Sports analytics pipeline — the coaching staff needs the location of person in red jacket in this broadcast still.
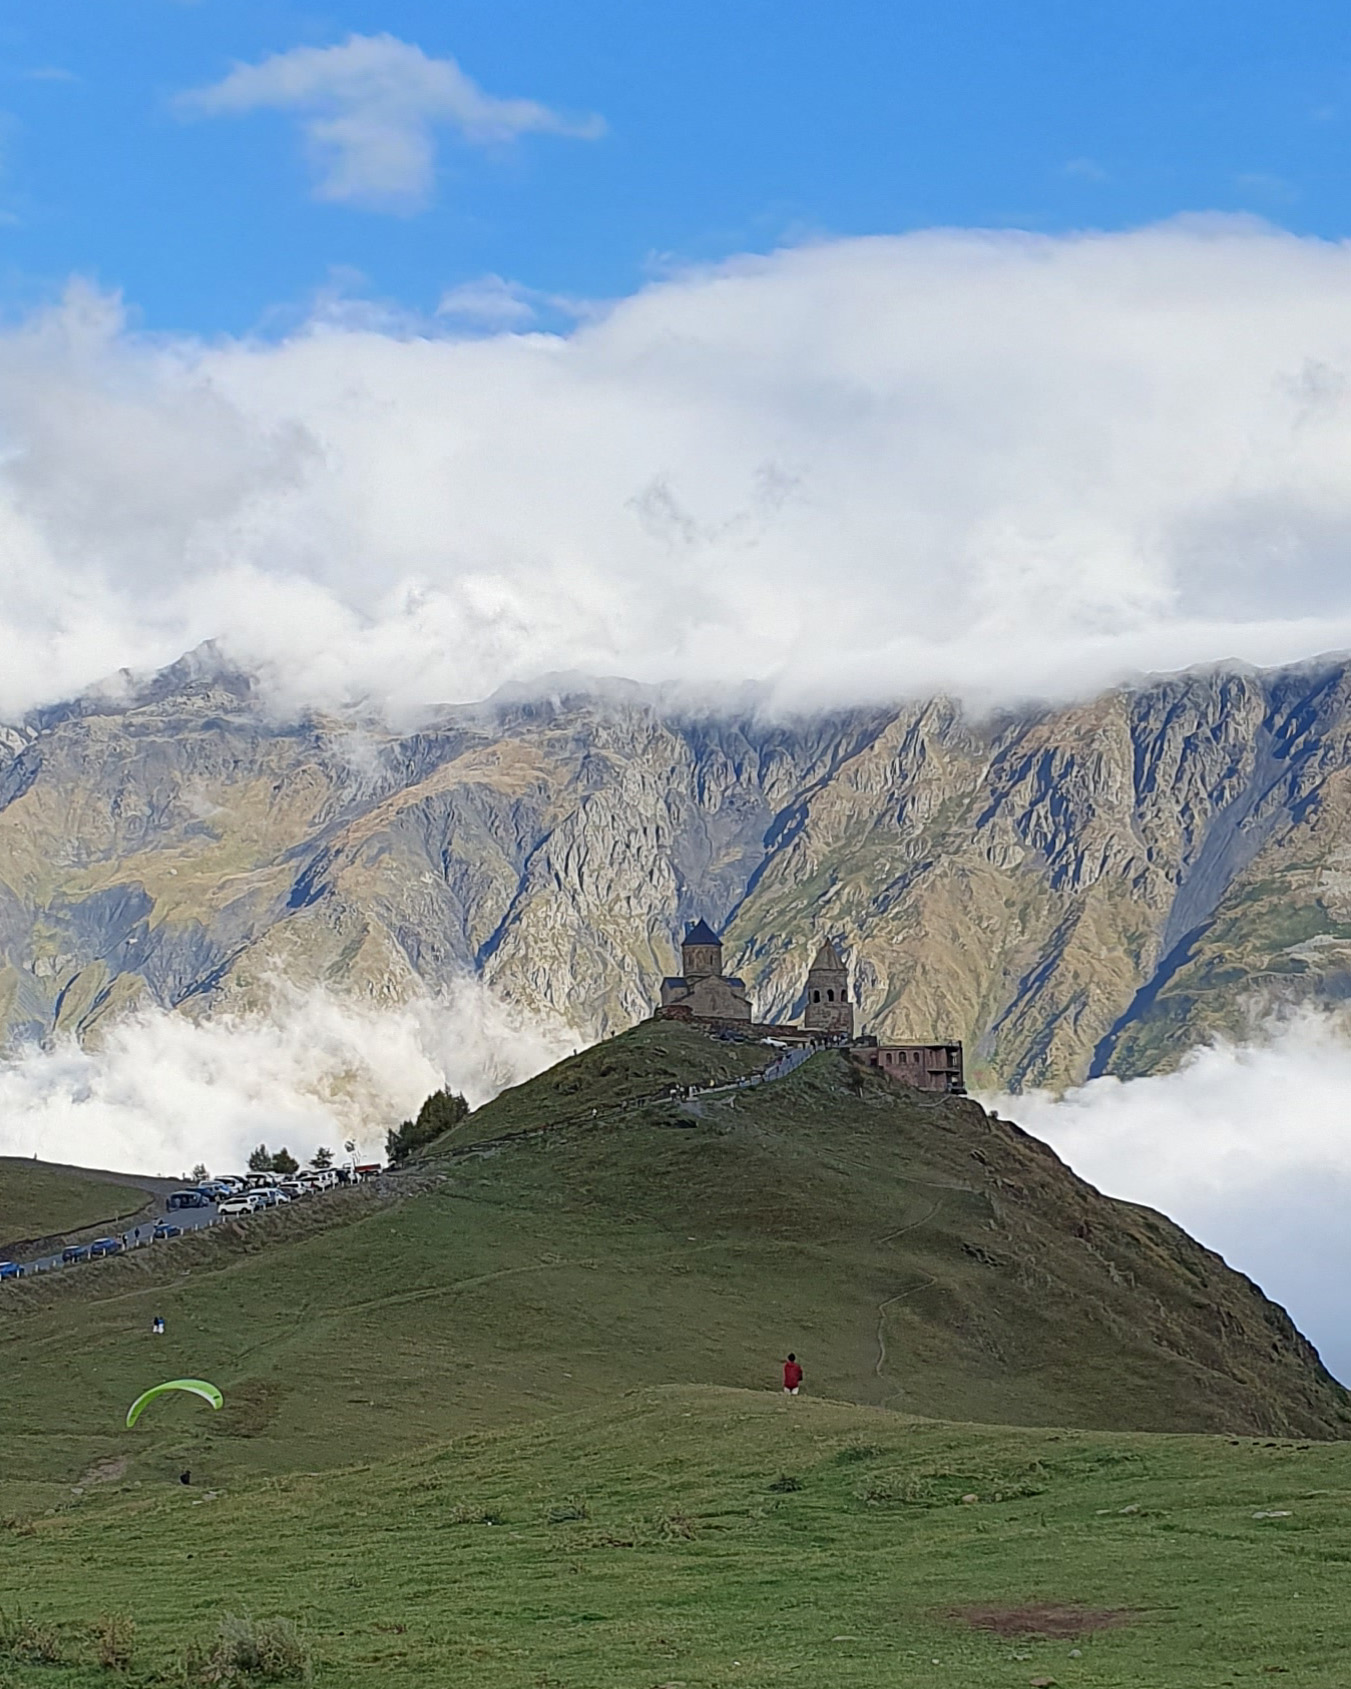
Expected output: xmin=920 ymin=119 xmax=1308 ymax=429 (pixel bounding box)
xmin=782 ymin=1353 xmax=803 ymax=1395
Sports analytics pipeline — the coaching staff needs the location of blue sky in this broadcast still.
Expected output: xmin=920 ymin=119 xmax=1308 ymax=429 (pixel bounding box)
xmin=4 ymin=0 xmax=1350 ymax=333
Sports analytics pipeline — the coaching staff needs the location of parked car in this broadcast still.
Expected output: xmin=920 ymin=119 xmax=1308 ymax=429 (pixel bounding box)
xmin=245 ymin=1173 xmax=279 ymax=1191
xmin=251 ymin=1188 xmax=279 ymax=1208
xmin=89 ymin=1237 xmax=123 ymax=1258
xmin=214 ymin=1177 xmax=245 ymax=1195
xmin=354 ymin=1163 xmax=383 ymax=1181
xmin=278 ymin=1181 xmax=307 ymax=1200
xmin=61 ymin=1245 xmax=90 ymax=1264
xmin=0 ymin=1261 xmax=23 ymax=1280
xmin=195 ymin=1182 xmax=230 ymax=1201
xmin=166 ymin=1190 xmax=209 ymax=1211
xmin=217 ymin=1195 xmax=254 ymax=1218
xmin=151 ymin=1222 xmax=183 ymax=1241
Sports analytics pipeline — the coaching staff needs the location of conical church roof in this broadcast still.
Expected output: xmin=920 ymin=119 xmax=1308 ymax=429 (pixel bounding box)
xmin=810 ymin=938 xmax=844 ymax=971
xmin=684 ymin=919 xmax=721 ymax=946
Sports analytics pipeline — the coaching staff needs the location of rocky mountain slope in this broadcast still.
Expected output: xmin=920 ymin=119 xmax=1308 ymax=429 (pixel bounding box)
xmin=3 ymin=646 xmax=1351 ymax=1088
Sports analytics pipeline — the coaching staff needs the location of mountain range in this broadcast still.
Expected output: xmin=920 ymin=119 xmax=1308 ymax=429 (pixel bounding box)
xmin=4 ymin=645 xmax=1351 ymax=1088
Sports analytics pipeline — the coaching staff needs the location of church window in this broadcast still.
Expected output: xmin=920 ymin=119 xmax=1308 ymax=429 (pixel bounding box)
xmin=812 ymin=990 xmax=820 ymax=1002
xmin=827 ymin=989 xmax=834 ymax=1001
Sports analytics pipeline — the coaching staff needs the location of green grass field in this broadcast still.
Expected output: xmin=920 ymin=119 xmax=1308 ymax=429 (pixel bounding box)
xmin=4 ymin=1022 xmax=1349 ymax=1687
xmin=0 ymin=1158 xmax=151 ymax=1256
xmin=3 ymin=1386 xmax=1350 ymax=1689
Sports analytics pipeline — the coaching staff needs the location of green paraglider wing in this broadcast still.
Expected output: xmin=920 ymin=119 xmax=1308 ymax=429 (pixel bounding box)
xmin=125 ymin=1379 xmax=224 ymax=1429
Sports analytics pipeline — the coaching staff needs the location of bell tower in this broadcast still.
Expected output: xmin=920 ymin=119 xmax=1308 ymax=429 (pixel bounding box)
xmin=803 ymin=938 xmax=853 ymax=1038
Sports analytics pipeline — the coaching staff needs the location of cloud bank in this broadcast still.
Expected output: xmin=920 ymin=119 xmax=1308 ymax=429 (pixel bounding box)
xmin=0 ymin=981 xmax=573 ymax=1180
xmin=6 ymin=221 xmax=1351 ymax=723
xmin=178 ymin=34 xmax=604 ymax=210
xmin=994 ymin=1009 xmax=1351 ymax=1385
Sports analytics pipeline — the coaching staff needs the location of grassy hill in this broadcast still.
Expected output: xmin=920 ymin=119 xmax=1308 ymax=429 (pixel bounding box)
xmin=5 ymin=1019 xmax=1350 ymax=1686
xmin=0 ymin=1157 xmax=153 ymax=1257
xmin=434 ymin=1017 xmax=782 ymax=1148
xmin=4 ymin=1386 xmax=1351 ymax=1689
xmin=1 ymin=1021 xmax=1345 ymax=1517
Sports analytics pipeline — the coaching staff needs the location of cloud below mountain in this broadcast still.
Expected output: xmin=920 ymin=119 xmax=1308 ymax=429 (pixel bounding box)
xmin=0 ymin=980 xmax=573 ymax=1179
xmin=5 ymin=220 xmax=1351 ymax=722
xmin=995 ymin=1007 xmax=1351 ymax=1386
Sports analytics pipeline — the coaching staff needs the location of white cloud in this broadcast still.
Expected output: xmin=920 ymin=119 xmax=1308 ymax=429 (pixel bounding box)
xmin=435 ymin=274 xmax=543 ymax=328
xmin=434 ymin=273 xmax=596 ymax=330
xmin=0 ymin=979 xmax=573 ymax=1177
xmin=991 ymin=1008 xmax=1351 ymax=1385
xmin=177 ymin=33 xmax=604 ymax=211
xmin=12 ymin=222 xmax=1351 ymax=720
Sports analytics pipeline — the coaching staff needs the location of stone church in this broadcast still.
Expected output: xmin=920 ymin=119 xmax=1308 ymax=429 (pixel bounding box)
xmin=660 ymin=920 xmax=854 ymax=1039
xmin=657 ymin=917 xmax=963 ymax=1093
xmin=659 ymin=920 xmax=756 ymax=1023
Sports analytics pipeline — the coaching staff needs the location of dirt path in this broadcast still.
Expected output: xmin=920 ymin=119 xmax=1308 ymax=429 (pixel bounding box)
xmin=872 ymin=1191 xmax=947 ymax=1391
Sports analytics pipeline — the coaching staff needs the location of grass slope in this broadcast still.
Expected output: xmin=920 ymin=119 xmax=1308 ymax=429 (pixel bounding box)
xmin=2 ymin=1024 xmax=1344 ymax=1514
xmin=0 ymin=1158 xmax=152 ymax=1256
xmin=436 ymin=1018 xmax=781 ymax=1148
xmin=4 ymin=1387 xmax=1351 ymax=1689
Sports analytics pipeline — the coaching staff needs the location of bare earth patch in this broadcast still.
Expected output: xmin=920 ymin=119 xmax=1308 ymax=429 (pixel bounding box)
xmin=80 ymin=1456 xmax=128 ymax=1486
xmin=952 ymin=1602 xmax=1132 ymax=1639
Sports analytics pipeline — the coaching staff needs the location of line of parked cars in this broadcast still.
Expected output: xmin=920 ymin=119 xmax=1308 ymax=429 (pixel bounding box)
xmin=165 ymin=1161 xmax=383 ymax=1217
xmin=0 ymin=1161 xmax=384 ymax=1281
xmin=213 ymin=1165 xmax=343 ymax=1216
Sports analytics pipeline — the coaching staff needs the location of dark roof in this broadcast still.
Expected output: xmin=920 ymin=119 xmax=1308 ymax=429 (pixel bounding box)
xmin=683 ymin=919 xmax=722 ymax=946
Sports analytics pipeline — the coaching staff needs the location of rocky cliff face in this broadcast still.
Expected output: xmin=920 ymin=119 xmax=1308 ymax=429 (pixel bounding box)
xmin=3 ymin=648 xmax=1351 ymax=1089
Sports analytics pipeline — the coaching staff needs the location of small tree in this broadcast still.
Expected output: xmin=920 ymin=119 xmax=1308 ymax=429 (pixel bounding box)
xmin=247 ymin=1144 xmax=272 ymax=1173
xmin=310 ymin=1146 xmax=333 ymax=1170
xmin=386 ymin=1087 xmax=469 ymax=1164
xmin=270 ymin=1147 xmax=300 ymax=1176
xmin=190 ymin=1163 xmax=208 ymax=1183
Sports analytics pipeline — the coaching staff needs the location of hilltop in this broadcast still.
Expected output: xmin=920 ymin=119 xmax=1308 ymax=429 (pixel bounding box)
xmin=2 ymin=1021 xmax=1344 ymax=1515
xmin=7 ymin=652 xmax=1351 ymax=1084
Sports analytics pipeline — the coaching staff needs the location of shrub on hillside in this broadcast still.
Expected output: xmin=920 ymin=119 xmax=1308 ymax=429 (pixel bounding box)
xmin=90 ymin=1612 xmax=135 ymax=1671
xmin=0 ymin=1610 xmax=64 ymax=1665
xmin=386 ymin=1088 xmax=469 ymax=1163
xmin=182 ymin=1615 xmax=310 ymax=1683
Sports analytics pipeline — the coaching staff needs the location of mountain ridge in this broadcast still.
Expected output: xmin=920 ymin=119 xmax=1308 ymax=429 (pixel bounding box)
xmin=4 ymin=649 xmax=1351 ymax=1087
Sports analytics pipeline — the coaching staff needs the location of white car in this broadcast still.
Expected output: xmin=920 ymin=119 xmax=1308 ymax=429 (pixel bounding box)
xmin=217 ymin=1195 xmax=254 ymax=1218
